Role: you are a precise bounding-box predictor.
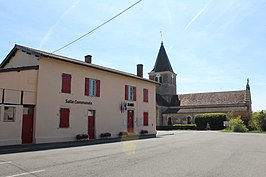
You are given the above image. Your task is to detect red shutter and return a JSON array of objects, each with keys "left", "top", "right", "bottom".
[
  {"left": 143, "top": 89, "right": 148, "bottom": 102},
  {"left": 133, "top": 87, "right": 136, "bottom": 101},
  {"left": 96, "top": 80, "right": 101, "bottom": 97},
  {"left": 143, "top": 112, "right": 148, "bottom": 126},
  {"left": 85, "top": 78, "right": 89, "bottom": 96},
  {"left": 125, "top": 85, "right": 128, "bottom": 100},
  {"left": 60, "top": 108, "right": 70, "bottom": 128},
  {"left": 62, "top": 73, "right": 71, "bottom": 93}
]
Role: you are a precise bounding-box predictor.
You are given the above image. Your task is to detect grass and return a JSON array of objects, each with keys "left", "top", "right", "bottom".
[
  {"left": 221, "top": 128, "right": 266, "bottom": 133},
  {"left": 248, "top": 130, "right": 266, "bottom": 133}
]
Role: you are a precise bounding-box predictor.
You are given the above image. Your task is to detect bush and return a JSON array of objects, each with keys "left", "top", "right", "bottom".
[
  {"left": 229, "top": 116, "right": 248, "bottom": 132},
  {"left": 172, "top": 124, "right": 196, "bottom": 130},
  {"left": 76, "top": 134, "right": 89, "bottom": 140},
  {"left": 208, "top": 114, "right": 227, "bottom": 130},
  {"left": 228, "top": 111, "right": 252, "bottom": 127},
  {"left": 251, "top": 110, "right": 266, "bottom": 131},
  {"left": 157, "top": 124, "right": 196, "bottom": 130},
  {"left": 156, "top": 126, "right": 173, "bottom": 130},
  {"left": 195, "top": 113, "right": 227, "bottom": 130},
  {"left": 140, "top": 130, "right": 148, "bottom": 135},
  {"left": 100, "top": 132, "right": 111, "bottom": 138},
  {"left": 195, "top": 115, "right": 208, "bottom": 130},
  {"left": 118, "top": 131, "right": 128, "bottom": 137}
]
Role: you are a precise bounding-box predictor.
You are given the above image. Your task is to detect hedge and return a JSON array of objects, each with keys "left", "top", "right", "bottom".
[
  {"left": 195, "top": 113, "right": 227, "bottom": 130},
  {"left": 157, "top": 124, "right": 196, "bottom": 130}
]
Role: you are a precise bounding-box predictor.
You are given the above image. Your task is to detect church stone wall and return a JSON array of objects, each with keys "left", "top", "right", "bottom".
[{"left": 163, "top": 105, "right": 249, "bottom": 125}]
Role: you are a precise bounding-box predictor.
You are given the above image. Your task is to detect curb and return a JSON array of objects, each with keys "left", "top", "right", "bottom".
[{"left": 0, "top": 134, "right": 156, "bottom": 155}]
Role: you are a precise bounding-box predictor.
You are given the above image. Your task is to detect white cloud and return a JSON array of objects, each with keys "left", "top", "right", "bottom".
[
  {"left": 183, "top": 1, "right": 212, "bottom": 32},
  {"left": 38, "top": 0, "right": 80, "bottom": 48}
]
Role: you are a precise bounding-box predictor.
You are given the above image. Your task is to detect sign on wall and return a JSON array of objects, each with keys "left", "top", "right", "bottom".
[{"left": 65, "top": 99, "right": 92, "bottom": 105}]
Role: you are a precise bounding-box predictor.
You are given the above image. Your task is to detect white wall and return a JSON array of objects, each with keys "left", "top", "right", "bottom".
[
  {"left": 4, "top": 50, "right": 39, "bottom": 68},
  {"left": 0, "top": 105, "right": 23, "bottom": 146},
  {"left": 35, "top": 58, "right": 156, "bottom": 143}
]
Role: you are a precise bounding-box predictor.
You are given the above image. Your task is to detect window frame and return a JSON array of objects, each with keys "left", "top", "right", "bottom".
[
  {"left": 59, "top": 108, "right": 70, "bottom": 128},
  {"left": 143, "top": 112, "right": 149, "bottom": 126},
  {"left": 125, "top": 85, "right": 136, "bottom": 101},
  {"left": 89, "top": 79, "right": 96, "bottom": 96},
  {"left": 61, "top": 73, "right": 72, "bottom": 94},
  {"left": 155, "top": 74, "right": 162, "bottom": 83},
  {"left": 143, "top": 88, "right": 149, "bottom": 102},
  {"left": 3, "top": 105, "right": 16, "bottom": 122},
  {"left": 85, "top": 78, "right": 101, "bottom": 97}
]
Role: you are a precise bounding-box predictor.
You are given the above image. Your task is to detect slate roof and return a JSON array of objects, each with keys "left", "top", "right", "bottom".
[
  {"left": 156, "top": 94, "right": 180, "bottom": 107},
  {"left": 152, "top": 42, "right": 174, "bottom": 72},
  {"left": 156, "top": 94, "right": 170, "bottom": 106},
  {"left": 161, "top": 90, "right": 249, "bottom": 114},
  {"left": 0, "top": 44, "right": 157, "bottom": 84},
  {"left": 178, "top": 90, "right": 246, "bottom": 106}
]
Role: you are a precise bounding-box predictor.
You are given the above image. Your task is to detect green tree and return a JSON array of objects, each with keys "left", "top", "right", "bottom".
[{"left": 251, "top": 110, "right": 266, "bottom": 131}]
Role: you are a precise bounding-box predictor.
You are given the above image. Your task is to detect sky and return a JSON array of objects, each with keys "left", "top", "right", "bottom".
[{"left": 0, "top": 0, "right": 265, "bottom": 111}]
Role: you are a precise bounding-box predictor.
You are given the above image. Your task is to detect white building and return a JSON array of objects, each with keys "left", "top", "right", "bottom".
[{"left": 0, "top": 44, "right": 157, "bottom": 146}]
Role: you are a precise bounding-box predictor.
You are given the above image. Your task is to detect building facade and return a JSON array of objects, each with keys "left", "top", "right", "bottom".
[
  {"left": 149, "top": 42, "right": 252, "bottom": 126},
  {"left": 0, "top": 45, "right": 157, "bottom": 146}
]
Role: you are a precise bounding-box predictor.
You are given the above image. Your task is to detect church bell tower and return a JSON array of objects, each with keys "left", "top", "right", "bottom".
[{"left": 149, "top": 42, "right": 177, "bottom": 99}]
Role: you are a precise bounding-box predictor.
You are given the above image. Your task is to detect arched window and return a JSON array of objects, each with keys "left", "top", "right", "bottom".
[
  {"left": 167, "top": 117, "right": 172, "bottom": 126},
  {"left": 155, "top": 74, "right": 162, "bottom": 83},
  {"left": 187, "top": 116, "right": 192, "bottom": 124}
]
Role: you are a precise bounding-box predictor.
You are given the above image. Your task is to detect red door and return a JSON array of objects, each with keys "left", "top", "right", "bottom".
[
  {"left": 88, "top": 111, "right": 95, "bottom": 139},
  {"left": 22, "top": 106, "right": 34, "bottom": 144},
  {"left": 127, "top": 110, "right": 134, "bottom": 132}
]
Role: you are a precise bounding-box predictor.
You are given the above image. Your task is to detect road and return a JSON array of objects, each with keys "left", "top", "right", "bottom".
[{"left": 1, "top": 131, "right": 266, "bottom": 177}]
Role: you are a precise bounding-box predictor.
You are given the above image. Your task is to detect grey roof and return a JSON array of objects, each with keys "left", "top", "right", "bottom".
[
  {"left": 0, "top": 44, "right": 157, "bottom": 84},
  {"left": 178, "top": 90, "right": 246, "bottom": 106},
  {"left": 156, "top": 95, "right": 180, "bottom": 107},
  {"left": 156, "top": 94, "right": 170, "bottom": 106},
  {"left": 152, "top": 42, "right": 174, "bottom": 72},
  {"left": 162, "top": 90, "right": 249, "bottom": 114}
]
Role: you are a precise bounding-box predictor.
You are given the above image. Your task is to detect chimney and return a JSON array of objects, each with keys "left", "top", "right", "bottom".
[
  {"left": 137, "top": 64, "right": 143, "bottom": 77},
  {"left": 85, "top": 55, "right": 92, "bottom": 64}
]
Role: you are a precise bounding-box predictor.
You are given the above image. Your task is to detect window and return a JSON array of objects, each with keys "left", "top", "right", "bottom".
[
  {"left": 60, "top": 108, "right": 70, "bottom": 128},
  {"left": 143, "top": 88, "right": 148, "bottom": 102},
  {"left": 90, "top": 79, "right": 96, "bottom": 96},
  {"left": 155, "top": 74, "right": 162, "bottom": 83},
  {"left": 4, "top": 106, "right": 15, "bottom": 122},
  {"left": 143, "top": 112, "right": 148, "bottom": 126},
  {"left": 85, "top": 78, "right": 100, "bottom": 97},
  {"left": 125, "top": 85, "right": 136, "bottom": 101},
  {"left": 171, "top": 74, "right": 174, "bottom": 85},
  {"left": 61, "top": 73, "right": 71, "bottom": 93}
]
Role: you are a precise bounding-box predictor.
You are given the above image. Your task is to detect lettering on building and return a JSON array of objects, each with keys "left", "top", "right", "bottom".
[{"left": 65, "top": 99, "right": 92, "bottom": 105}]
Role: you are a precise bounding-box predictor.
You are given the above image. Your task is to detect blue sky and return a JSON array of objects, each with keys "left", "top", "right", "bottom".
[{"left": 0, "top": 0, "right": 265, "bottom": 111}]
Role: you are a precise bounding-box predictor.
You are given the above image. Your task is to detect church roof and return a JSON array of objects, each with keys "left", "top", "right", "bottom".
[
  {"left": 178, "top": 90, "right": 246, "bottom": 106},
  {"left": 152, "top": 42, "right": 174, "bottom": 72}
]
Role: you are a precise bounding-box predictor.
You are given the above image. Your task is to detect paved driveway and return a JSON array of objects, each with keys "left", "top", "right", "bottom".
[{"left": 1, "top": 131, "right": 266, "bottom": 177}]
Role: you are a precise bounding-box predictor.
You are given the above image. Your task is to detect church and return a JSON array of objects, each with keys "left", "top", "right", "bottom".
[{"left": 149, "top": 42, "right": 252, "bottom": 126}]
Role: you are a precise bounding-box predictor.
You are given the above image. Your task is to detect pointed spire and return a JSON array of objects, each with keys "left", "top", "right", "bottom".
[
  {"left": 246, "top": 78, "right": 250, "bottom": 90},
  {"left": 152, "top": 42, "right": 174, "bottom": 72},
  {"left": 245, "top": 78, "right": 252, "bottom": 111}
]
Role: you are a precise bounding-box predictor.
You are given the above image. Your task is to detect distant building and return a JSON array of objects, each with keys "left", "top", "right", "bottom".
[
  {"left": 149, "top": 42, "right": 252, "bottom": 126},
  {"left": 0, "top": 44, "right": 157, "bottom": 146}
]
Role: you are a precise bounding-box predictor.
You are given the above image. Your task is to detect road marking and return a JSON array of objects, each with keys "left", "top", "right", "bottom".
[
  {"left": 6, "top": 169, "right": 46, "bottom": 177},
  {"left": 0, "top": 161, "right": 12, "bottom": 165}
]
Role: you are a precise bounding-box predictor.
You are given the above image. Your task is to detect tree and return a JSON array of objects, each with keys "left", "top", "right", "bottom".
[{"left": 251, "top": 110, "right": 266, "bottom": 131}]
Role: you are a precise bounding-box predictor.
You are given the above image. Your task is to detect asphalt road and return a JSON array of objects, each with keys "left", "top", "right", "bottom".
[{"left": 1, "top": 131, "right": 266, "bottom": 177}]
